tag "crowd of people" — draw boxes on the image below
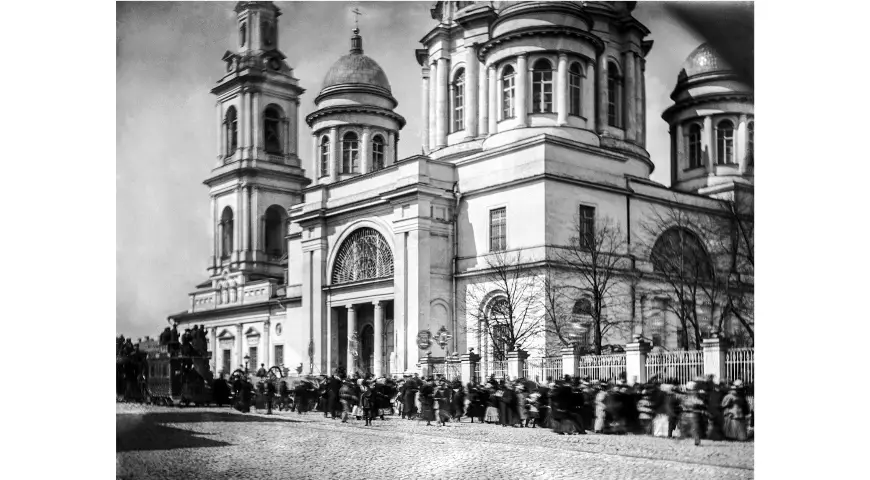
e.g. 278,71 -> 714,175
218,370 -> 753,444
158,324 -> 208,357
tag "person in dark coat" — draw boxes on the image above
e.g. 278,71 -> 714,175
465,383 -> 485,423
419,378 -> 436,426
450,380 -> 466,421
266,380 -> 276,414
235,377 -> 253,413
256,364 -> 268,378
254,381 -> 267,411
568,381 -> 586,434
433,381 -> 452,426
536,382 -> 552,428
402,377 -> 419,419
339,379 -> 357,423
212,375 -> 230,407
327,374 -> 342,419
360,382 -> 376,426
706,379 -> 726,440
498,381 -> 516,427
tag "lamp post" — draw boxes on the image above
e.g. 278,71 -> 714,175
244,354 -> 250,375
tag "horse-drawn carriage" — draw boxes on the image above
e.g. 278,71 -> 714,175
138,345 -> 214,406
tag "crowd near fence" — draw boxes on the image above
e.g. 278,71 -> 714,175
418,337 -> 752,391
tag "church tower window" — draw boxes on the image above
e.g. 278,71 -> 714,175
342,132 -> 360,173
264,106 -> 283,155
716,119 -> 735,165
688,124 -> 702,168
607,61 -> 622,128
225,107 -> 238,156
452,69 -> 465,132
502,65 -> 516,119
569,62 -> 583,116
372,135 -> 385,171
532,59 -> 554,113
747,121 -> 754,168
239,23 -> 246,48
264,206 -> 285,257
220,207 -> 234,259
320,136 -> 330,178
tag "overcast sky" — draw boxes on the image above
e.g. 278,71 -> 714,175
116,1 -> 704,340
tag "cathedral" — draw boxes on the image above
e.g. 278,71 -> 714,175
168,1 -> 754,378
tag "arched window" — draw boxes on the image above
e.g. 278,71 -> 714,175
488,297 -> 511,361
220,207 -> 234,259
572,298 -> 593,317
264,106 -> 283,154
342,132 -> 359,173
319,136 -> 330,178
501,65 -> 516,119
239,23 -> 246,47
716,120 -> 735,165
331,227 -> 394,284
569,62 -> 583,116
747,121 -> 754,168
571,298 -> 593,347
650,227 -> 713,280
532,59 -> 554,113
264,206 -> 285,257
225,107 -> 238,157
688,124 -> 702,168
607,61 -> 622,128
451,69 -> 465,132
372,135 -> 385,171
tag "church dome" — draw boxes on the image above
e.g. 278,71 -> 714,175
322,53 -> 391,93
681,42 -> 732,78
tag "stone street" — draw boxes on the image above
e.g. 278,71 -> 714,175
116,404 -> 753,479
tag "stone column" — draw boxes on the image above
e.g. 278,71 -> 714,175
479,60 -> 489,136
487,66 -> 497,134
373,301 -> 384,376
640,58 -> 647,146
216,103 -> 223,161
584,61 -> 596,129
361,126 -> 371,174
236,323 -> 244,372
516,54 -> 528,126
258,215 -> 265,253
625,337 -> 651,385
246,91 -> 254,156
624,51 -> 636,142
737,114 -> 748,171
251,186 -> 260,254
210,197 -> 218,268
209,327 -> 217,372
557,53 -> 568,125
675,123 -> 684,171
421,66 -> 431,153
465,45 -> 479,138
233,187 -> 242,261
561,346 -> 579,379
506,348 -> 528,381
252,92 -> 261,157
241,185 -> 250,252
329,126 -> 338,181
311,133 -> 319,180
263,319 -> 271,367
387,131 -> 395,166
460,350 -> 480,383
240,90 -> 248,154
702,336 -> 728,383
429,61 -> 437,150
435,57 -> 449,148
346,304 -> 357,373
635,55 -> 644,146
703,116 -> 714,171
325,305 -> 333,373
596,55 -> 607,134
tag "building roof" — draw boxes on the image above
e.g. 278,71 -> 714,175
681,42 -> 733,78
320,28 -> 391,94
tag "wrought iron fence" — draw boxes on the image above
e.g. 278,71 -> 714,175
576,354 -> 626,382
445,360 -> 461,381
472,361 -> 481,384
645,350 -> 704,385
430,362 -> 446,378
725,347 -> 754,388
523,357 -> 563,383
483,360 -> 508,380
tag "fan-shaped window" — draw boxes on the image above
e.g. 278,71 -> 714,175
650,228 -> 713,280
264,106 -> 283,154
502,65 -> 516,120
688,124 -> 702,168
607,61 -> 622,128
331,228 -> 394,284
342,132 -> 359,174
452,69 -> 465,132
220,207 -> 234,259
716,120 -> 734,165
225,107 -> 238,157
319,136 -> 330,178
572,298 -> 592,316
372,135 -> 385,171
569,62 -> 583,116
532,59 -> 553,113
264,206 -> 285,258
747,121 -> 754,168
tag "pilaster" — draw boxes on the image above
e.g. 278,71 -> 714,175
506,348 -> 528,380
421,67 -> 431,153
460,350 -> 481,383
487,66 -> 497,134
702,336 -> 729,383
556,53 -> 568,125
516,54 -> 528,127
625,337 -> 651,385
435,57 -> 449,147
465,44 -> 479,139
561,347 -> 579,379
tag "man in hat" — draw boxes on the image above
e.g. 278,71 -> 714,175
339,379 -> 357,423
681,381 -> 707,445
256,363 -> 267,378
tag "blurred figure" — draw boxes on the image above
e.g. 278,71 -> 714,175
484,383 -> 500,424
450,379 -> 466,422
681,381 -> 707,446
339,378 -> 357,423
419,377 -> 436,426
721,380 -> 750,441
515,382 -> 528,428
594,381 -> 608,433
265,378 -> 276,415
638,388 -> 654,435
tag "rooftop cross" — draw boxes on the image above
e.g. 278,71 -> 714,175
352,7 -> 363,29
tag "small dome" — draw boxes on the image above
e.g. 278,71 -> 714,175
322,53 -> 391,92
681,43 -> 732,78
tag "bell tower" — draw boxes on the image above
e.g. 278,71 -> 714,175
205,1 -> 310,285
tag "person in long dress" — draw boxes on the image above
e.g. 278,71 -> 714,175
419,378 -> 436,426
484,384 -> 500,424
721,380 -> 750,441
515,383 -> 528,427
594,383 -> 608,433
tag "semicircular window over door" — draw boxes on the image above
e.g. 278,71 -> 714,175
331,227 -> 394,284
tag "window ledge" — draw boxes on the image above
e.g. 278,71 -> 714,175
683,166 -> 706,173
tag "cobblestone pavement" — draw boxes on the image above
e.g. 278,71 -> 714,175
117,404 -> 753,480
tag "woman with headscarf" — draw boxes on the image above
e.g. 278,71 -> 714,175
484,383 -> 500,424
721,380 -> 750,441
419,377 -> 436,426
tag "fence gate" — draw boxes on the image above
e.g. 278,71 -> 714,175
576,354 -> 626,382
645,350 -> 704,385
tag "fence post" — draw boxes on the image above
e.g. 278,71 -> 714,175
460,350 -> 479,383
418,352 -> 434,378
702,335 -> 728,383
625,336 -> 651,386
561,346 -> 579,379
506,348 -> 528,380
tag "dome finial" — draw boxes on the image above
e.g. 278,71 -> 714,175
351,8 -> 363,54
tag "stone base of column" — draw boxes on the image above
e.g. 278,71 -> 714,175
702,336 -> 729,383
506,348 -> 528,381
460,351 -> 480,383
625,336 -> 651,386
561,346 -> 579,379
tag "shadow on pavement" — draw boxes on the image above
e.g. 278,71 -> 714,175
116,411 -> 297,452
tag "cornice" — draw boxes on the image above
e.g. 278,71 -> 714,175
670,71 -> 745,100
661,92 -> 754,123
419,25 -> 451,47
203,161 -> 311,188
495,1 -> 593,32
305,104 -> 406,129
314,83 -> 397,108
478,25 -> 605,62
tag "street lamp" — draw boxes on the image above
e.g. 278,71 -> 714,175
244,354 -> 250,374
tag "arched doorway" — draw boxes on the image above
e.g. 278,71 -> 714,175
360,324 -> 374,375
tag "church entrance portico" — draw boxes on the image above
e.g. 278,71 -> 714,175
327,299 -> 394,377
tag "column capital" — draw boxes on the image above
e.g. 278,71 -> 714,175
362,126 -> 371,133
346,304 -> 356,310
264,319 -> 271,327
372,300 -> 383,307
558,52 -> 568,60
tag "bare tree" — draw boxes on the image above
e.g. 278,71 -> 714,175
540,263 -> 574,352
462,249 -> 543,360
556,214 -> 634,355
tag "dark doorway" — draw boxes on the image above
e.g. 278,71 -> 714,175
360,324 -> 374,375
